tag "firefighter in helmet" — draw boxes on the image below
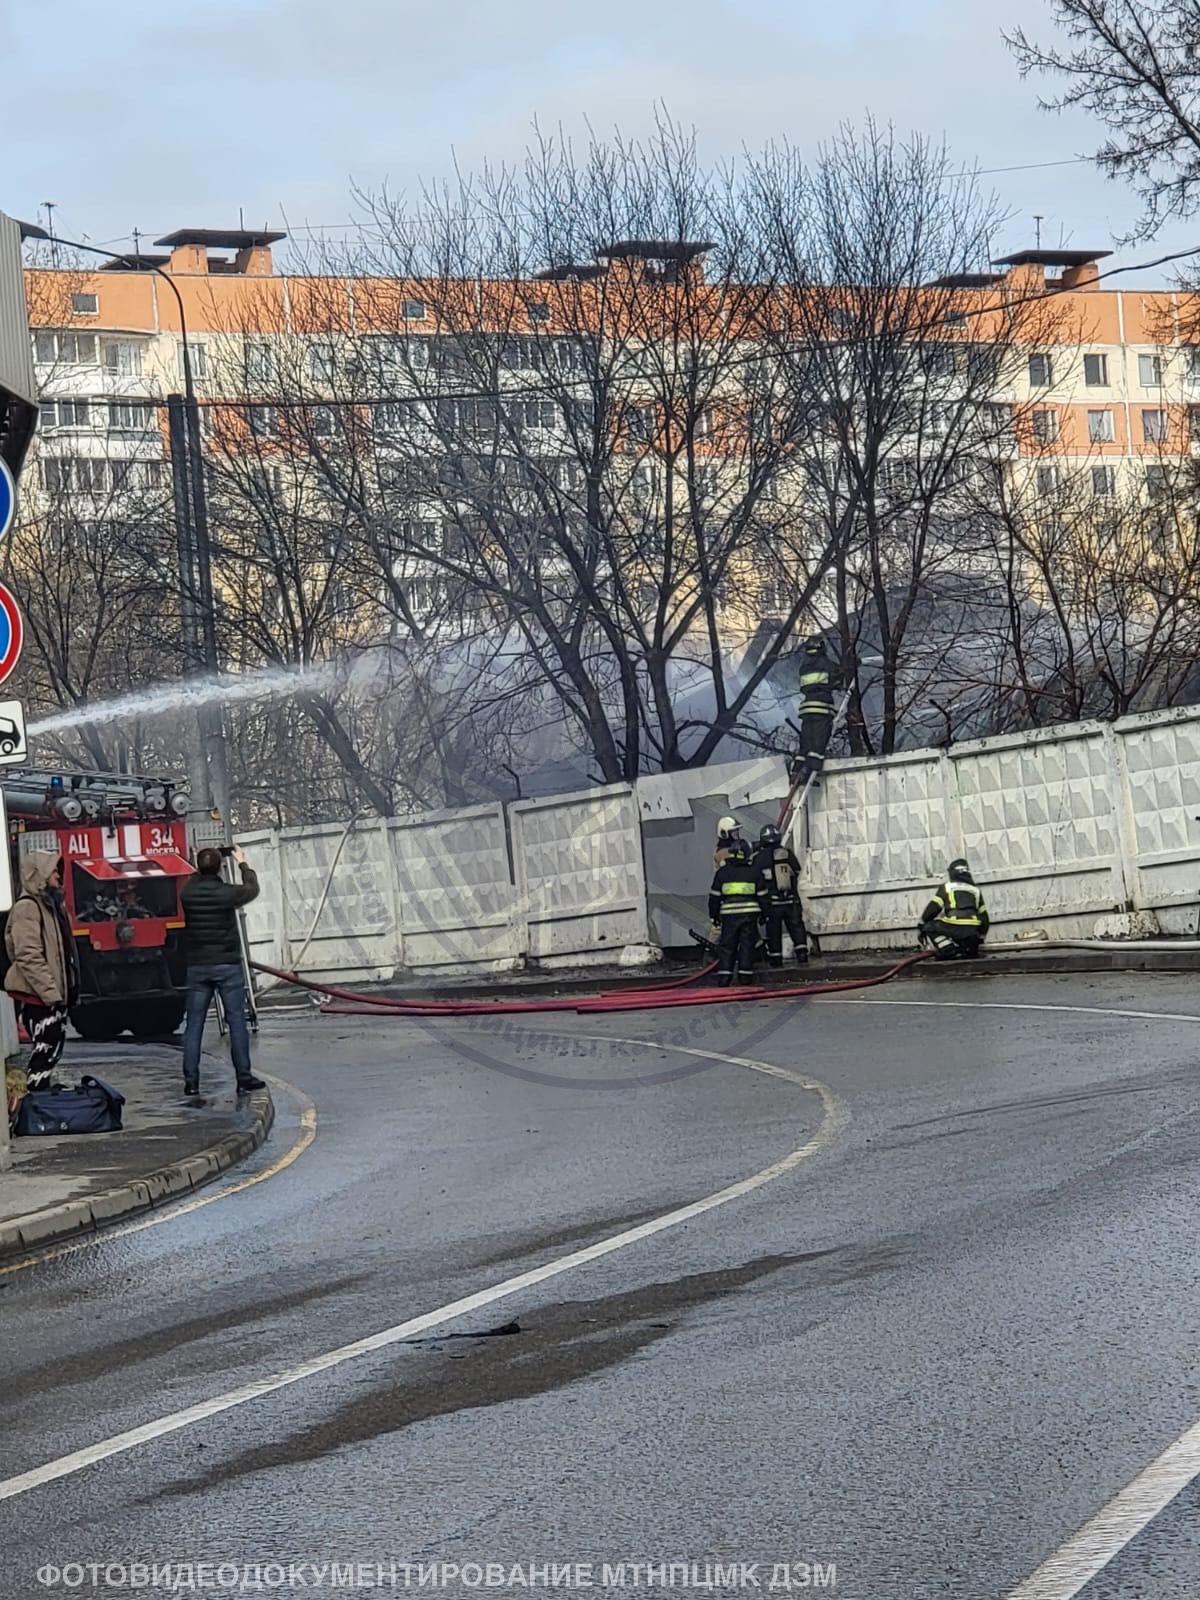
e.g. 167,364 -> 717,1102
713,813 -> 744,869
918,859 -> 990,960
790,635 -> 844,786
753,823 -> 809,966
708,837 -> 761,986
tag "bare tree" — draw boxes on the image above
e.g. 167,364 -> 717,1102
1008,0 -> 1200,241
744,124 -> 1069,755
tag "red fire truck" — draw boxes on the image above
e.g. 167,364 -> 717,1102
3,770 -> 195,1040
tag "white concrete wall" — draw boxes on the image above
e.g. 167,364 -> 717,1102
237,786 -> 648,980
236,700 -> 1200,977
794,705 -> 1200,948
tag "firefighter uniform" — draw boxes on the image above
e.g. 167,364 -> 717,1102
918,862 -> 989,960
795,637 -> 843,783
708,842 -> 761,986
752,826 -> 808,966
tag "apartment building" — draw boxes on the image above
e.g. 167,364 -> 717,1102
20,229 -> 1200,631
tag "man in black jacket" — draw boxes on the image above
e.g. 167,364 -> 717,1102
180,846 -> 262,1099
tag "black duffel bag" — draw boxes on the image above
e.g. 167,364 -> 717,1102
15,1076 -> 125,1137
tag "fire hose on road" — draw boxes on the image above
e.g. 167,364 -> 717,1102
248,951 -> 933,1020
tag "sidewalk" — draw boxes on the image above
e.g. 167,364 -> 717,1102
0,1040 -> 273,1260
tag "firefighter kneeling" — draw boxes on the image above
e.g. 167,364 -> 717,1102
917,859 -> 989,960
708,838 -> 762,986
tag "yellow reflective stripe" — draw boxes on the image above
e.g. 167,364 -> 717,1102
722,881 -> 757,896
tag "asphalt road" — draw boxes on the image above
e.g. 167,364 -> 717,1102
3,971 -> 1200,1599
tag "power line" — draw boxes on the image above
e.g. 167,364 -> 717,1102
951,157 -> 1091,179
62,157 -> 1102,250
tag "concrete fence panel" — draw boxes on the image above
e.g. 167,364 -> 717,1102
387,805 -> 519,971
798,751 -> 946,946
1118,706 -> 1200,932
273,819 -> 400,981
510,784 -> 649,964
236,828 -> 285,970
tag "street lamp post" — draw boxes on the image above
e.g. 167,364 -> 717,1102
20,224 -> 229,827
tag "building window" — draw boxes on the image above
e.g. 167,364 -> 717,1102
626,405 -> 655,443
109,400 -> 152,432
177,341 -> 208,381
526,300 -> 551,324
248,464 -> 283,498
507,399 -> 558,432
1083,353 -> 1108,386
70,292 -> 99,316
1142,408 -> 1168,443
40,398 -> 93,430
631,464 -> 661,509
1189,405 -> 1200,441
248,404 -> 278,438
310,342 -> 335,384
35,330 -> 100,366
103,341 -> 143,377
402,299 -> 426,322
1028,352 -> 1054,387
1138,353 -> 1163,387
111,459 -> 163,493
310,405 -> 336,438
1087,409 -> 1114,443
1186,347 -> 1200,382
1146,465 -> 1169,500
1031,408 -> 1059,444
399,519 -> 442,552
42,456 -> 110,494
1091,464 -> 1116,497
942,309 -> 967,328
246,341 -> 274,383
1035,465 -> 1059,497
498,337 -> 534,372
921,343 -> 958,378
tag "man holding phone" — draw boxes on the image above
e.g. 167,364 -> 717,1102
180,845 -> 263,1101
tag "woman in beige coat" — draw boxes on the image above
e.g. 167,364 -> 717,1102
5,852 -> 77,1089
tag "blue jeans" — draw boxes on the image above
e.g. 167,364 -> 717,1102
182,962 -> 253,1085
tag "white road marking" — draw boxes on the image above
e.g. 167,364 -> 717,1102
0,1040 -> 839,1504
833,989 -> 1200,1596
1004,1418 -> 1200,1598
827,995 -> 1200,1026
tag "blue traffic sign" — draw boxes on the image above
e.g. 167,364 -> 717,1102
0,457 -> 12,541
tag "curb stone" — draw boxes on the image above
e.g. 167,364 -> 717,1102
0,1088 -> 274,1262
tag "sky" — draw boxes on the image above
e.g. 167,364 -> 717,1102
4,0 -> 1197,284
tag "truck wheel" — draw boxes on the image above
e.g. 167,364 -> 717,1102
132,999 -> 185,1040
70,1004 -> 125,1042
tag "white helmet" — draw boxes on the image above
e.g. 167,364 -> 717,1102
718,814 -> 740,835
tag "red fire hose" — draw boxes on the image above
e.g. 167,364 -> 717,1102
249,950 -> 930,1020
